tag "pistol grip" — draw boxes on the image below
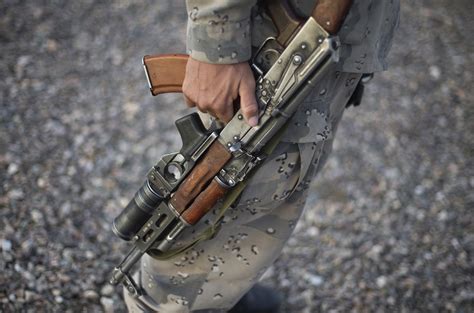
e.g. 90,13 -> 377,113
143,54 -> 189,96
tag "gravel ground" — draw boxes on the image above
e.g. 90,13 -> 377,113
1,0 -> 473,312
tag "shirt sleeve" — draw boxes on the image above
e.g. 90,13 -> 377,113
185,0 -> 257,64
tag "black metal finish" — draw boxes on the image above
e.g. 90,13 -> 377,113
175,113 -> 208,160
112,181 -> 164,241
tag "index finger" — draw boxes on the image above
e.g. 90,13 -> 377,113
239,77 -> 258,127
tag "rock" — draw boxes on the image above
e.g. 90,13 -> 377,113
367,244 -> 383,261
304,273 -> 324,287
24,290 -> 36,302
83,290 -> 99,300
46,39 -> 59,52
85,250 -> 95,260
62,249 -> 74,262
9,189 -> 24,200
376,276 -> 387,288
429,65 -> 441,80
456,290 -> 474,303
60,202 -> 72,216
15,55 -> 31,79
31,210 -> 43,223
7,163 -> 19,175
100,285 -> 114,297
37,178 -> 47,188
1,239 -> 12,252
100,297 -> 114,313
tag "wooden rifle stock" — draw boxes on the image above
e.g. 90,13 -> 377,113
143,54 -> 188,96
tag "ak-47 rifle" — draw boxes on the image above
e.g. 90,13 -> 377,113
110,0 -> 352,297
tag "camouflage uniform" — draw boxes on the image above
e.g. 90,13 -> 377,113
125,0 -> 399,311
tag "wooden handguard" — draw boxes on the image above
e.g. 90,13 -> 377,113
170,141 -> 232,214
312,0 -> 352,35
181,179 -> 228,225
143,54 -> 188,96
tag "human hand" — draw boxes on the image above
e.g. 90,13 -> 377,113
182,57 -> 258,126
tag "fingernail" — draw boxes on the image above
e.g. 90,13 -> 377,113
248,116 -> 258,127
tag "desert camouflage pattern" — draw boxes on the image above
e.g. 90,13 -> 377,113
125,0 -> 399,311
187,0 -> 400,72
186,0 -> 257,64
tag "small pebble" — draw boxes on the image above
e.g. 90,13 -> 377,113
100,297 -> 114,313
376,276 -> 387,288
7,163 -> 19,175
84,290 -> 99,300
429,65 -> 441,80
100,285 -> 114,296
2,239 -> 12,252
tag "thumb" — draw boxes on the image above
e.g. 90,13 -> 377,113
239,73 -> 259,127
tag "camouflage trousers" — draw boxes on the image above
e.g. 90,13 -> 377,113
124,68 -> 362,312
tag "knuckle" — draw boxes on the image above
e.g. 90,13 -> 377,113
196,104 -> 207,113
209,95 -> 221,107
242,103 -> 258,114
182,81 -> 191,95
214,106 -> 226,116
198,103 -> 208,112
183,91 -> 194,103
247,79 -> 256,89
